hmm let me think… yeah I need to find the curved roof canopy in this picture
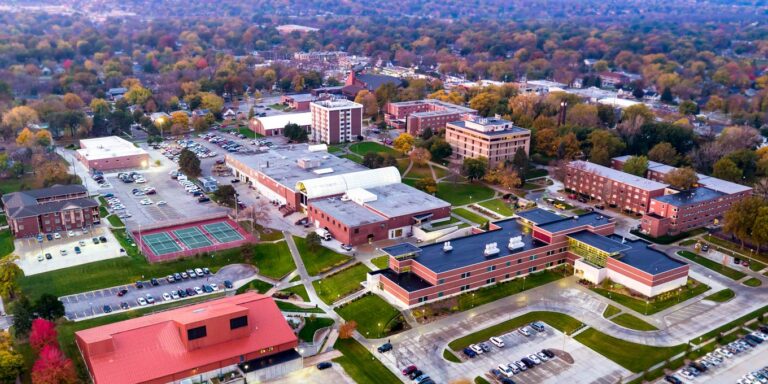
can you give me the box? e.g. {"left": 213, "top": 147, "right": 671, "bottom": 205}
{"left": 296, "top": 166, "right": 401, "bottom": 199}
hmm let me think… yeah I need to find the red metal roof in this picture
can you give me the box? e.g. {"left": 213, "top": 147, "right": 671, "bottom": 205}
{"left": 76, "top": 293, "right": 297, "bottom": 384}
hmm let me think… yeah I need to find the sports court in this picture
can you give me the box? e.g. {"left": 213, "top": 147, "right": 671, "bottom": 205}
{"left": 142, "top": 232, "right": 183, "bottom": 256}
{"left": 173, "top": 227, "right": 213, "bottom": 250}
{"left": 203, "top": 222, "right": 244, "bottom": 243}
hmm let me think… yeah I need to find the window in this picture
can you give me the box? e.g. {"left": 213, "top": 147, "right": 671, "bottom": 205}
{"left": 438, "top": 278, "right": 445, "bottom": 284}
{"left": 528, "top": 266, "right": 537, "bottom": 273}
{"left": 517, "top": 258, "right": 523, "bottom": 264}
{"left": 418, "top": 296, "right": 428, "bottom": 303}
{"left": 505, "top": 273, "right": 510, "bottom": 279}
{"left": 506, "top": 261, "right": 511, "bottom": 267}
{"left": 487, "top": 265, "right": 496, "bottom": 272}
{"left": 529, "top": 255, "right": 537, "bottom": 261}
{"left": 461, "top": 272, "right": 471, "bottom": 279}
{"left": 438, "top": 292, "right": 444, "bottom": 298}
{"left": 460, "top": 284, "right": 470, "bottom": 291}
{"left": 187, "top": 326, "right": 207, "bottom": 340}
{"left": 230, "top": 316, "right": 248, "bottom": 330}
{"left": 486, "top": 278, "right": 496, "bottom": 284}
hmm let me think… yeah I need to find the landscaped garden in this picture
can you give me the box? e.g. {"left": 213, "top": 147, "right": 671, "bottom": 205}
{"left": 436, "top": 181, "right": 495, "bottom": 206}
{"left": 453, "top": 207, "right": 488, "bottom": 225}
{"left": 574, "top": 328, "right": 686, "bottom": 373}
{"left": 278, "top": 284, "right": 310, "bottom": 301}
{"left": 336, "top": 293, "right": 405, "bottom": 338}
{"left": 312, "top": 263, "right": 371, "bottom": 304}
{"left": 591, "top": 278, "right": 710, "bottom": 315}
{"left": 293, "top": 235, "right": 351, "bottom": 276}
{"left": 298, "top": 317, "right": 334, "bottom": 342}
{"left": 370, "top": 255, "right": 390, "bottom": 269}
{"left": 478, "top": 199, "right": 515, "bottom": 217}
{"left": 235, "top": 278, "right": 273, "bottom": 294}
{"left": 704, "top": 289, "right": 735, "bottom": 302}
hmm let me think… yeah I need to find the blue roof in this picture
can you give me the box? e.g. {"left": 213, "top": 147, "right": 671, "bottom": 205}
{"left": 608, "top": 235, "right": 686, "bottom": 275}
{"left": 381, "top": 243, "right": 422, "bottom": 258}
{"left": 568, "top": 231, "right": 631, "bottom": 254}
{"left": 653, "top": 187, "right": 724, "bottom": 207}
{"left": 537, "top": 212, "right": 612, "bottom": 233}
{"left": 516, "top": 208, "right": 564, "bottom": 225}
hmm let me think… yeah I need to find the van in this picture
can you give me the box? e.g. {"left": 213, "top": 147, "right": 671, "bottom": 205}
{"left": 177, "top": 174, "right": 188, "bottom": 181}
{"left": 315, "top": 228, "right": 331, "bottom": 241}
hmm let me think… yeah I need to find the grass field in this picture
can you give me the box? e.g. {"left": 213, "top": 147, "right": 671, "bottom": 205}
{"left": 293, "top": 236, "right": 351, "bottom": 276}
{"left": 0, "top": 230, "right": 14, "bottom": 258}
{"left": 456, "top": 269, "right": 567, "bottom": 311}
{"left": 436, "top": 182, "right": 495, "bottom": 206}
{"left": 348, "top": 141, "right": 398, "bottom": 156}
{"left": 333, "top": 338, "right": 401, "bottom": 384}
{"left": 275, "top": 300, "right": 325, "bottom": 313}
{"left": 478, "top": 199, "right": 515, "bottom": 217}
{"left": 404, "top": 163, "right": 433, "bottom": 179}
{"left": 453, "top": 208, "right": 489, "bottom": 225}
{"left": 609, "top": 313, "right": 658, "bottom": 331}
{"left": 280, "top": 284, "right": 310, "bottom": 301}
{"left": 443, "top": 349, "right": 461, "bottom": 363}
{"left": 336, "top": 293, "right": 404, "bottom": 338}
{"left": 603, "top": 305, "right": 621, "bottom": 318}
{"left": 475, "top": 377, "right": 491, "bottom": 384}
{"left": 704, "top": 289, "right": 735, "bottom": 302}
{"left": 591, "top": 279, "right": 710, "bottom": 315}
{"left": 743, "top": 277, "right": 762, "bottom": 287}
{"left": 575, "top": 328, "right": 686, "bottom": 372}
{"left": 340, "top": 153, "right": 364, "bottom": 164}
{"left": 106, "top": 214, "right": 125, "bottom": 227}
{"left": 678, "top": 251, "right": 747, "bottom": 280}
{"left": 312, "top": 263, "right": 371, "bottom": 304}
{"left": 235, "top": 278, "right": 273, "bottom": 294}
{"left": 248, "top": 240, "right": 297, "bottom": 279}
{"left": 371, "top": 255, "right": 390, "bottom": 269}
{"left": 432, "top": 165, "right": 450, "bottom": 179}
{"left": 448, "top": 311, "right": 583, "bottom": 351}
{"left": 298, "top": 317, "right": 334, "bottom": 342}
{"left": 237, "top": 127, "right": 261, "bottom": 138}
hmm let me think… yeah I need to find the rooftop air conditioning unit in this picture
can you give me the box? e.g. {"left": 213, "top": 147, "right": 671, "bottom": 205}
{"left": 484, "top": 242, "right": 499, "bottom": 257}
{"left": 340, "top": 194, "right": 351, "bottom": 202}
{"left": 573, "top": 215, "right": 579, "bottom": 220}
{"left": 443, "top": 241, "right": 453, "bottom": 252}
{"left": 508, "top": 236, "right": 524, "bottom": 251}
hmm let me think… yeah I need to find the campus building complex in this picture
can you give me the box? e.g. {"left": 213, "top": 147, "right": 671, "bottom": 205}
{"left": 309, "top": 99, "right": 363, "bottom": 144}
{"left": 76, "top": 136, "right": 150, "bottom": 171}
{"left": 76, "top": 293, "right": 300, "bottom": 384}
{"left": 445, "top": 117, "right": 531, "bottom": 167}
{"left": 369, "top": 208, "right": 688, "bottom": 308}
{"left": 279, "top": 93, "right": 316, "bottom": 111}
{"left": 1, "top": 184, "right": 99, "bottom": 238}
{"left": 384, "top": 99, "right": 476, "bottom": 134}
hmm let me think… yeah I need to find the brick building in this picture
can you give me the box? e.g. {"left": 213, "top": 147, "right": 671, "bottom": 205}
{"left": 384, "top": 99, "right": 476, "bottom": 134}
{"left": 76, "top": 136, "right": 150, "bottom": 171}
{"left": 445, "top": 117, "right": 531, "bottom": 167}
{"left": 369, "top": 209, "right": 688, "bottom": 308}
{"left": 279, "top": 94, "right": 315, "bottom": 111}
{"left": 248, "top": 112, "right": 311, "bottom": 137}
{"left": 76, "top": 293, "right": 300, "bottom": 384}
{"left": 309, "top": 99, "right": 363, "bottom": 144}
{"left": 1, "top": 184, "right": 99, "bottom": 238}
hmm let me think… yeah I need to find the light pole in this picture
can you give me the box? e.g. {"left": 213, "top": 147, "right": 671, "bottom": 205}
{"left": 645, "top": 300, "right": 649, "bottom": 316}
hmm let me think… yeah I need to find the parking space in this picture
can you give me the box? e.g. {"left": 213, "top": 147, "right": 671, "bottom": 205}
{"left": 664, "top": 301, "right": 717, "bottom": 327}
{"left": 60, "top": 264, "right": 256, "bottom": 320}
{"left": 15, "top": 226, "right": 124, "bottom": 275}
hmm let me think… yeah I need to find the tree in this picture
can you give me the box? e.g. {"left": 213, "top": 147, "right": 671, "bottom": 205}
{"left": 2, "top": 106, "right": 39, "bottom": 138}
{"left": 30, "top": 318, "right": 58, "bottom": 352}
{"left": 35, "top": 294, "right": 65, "bottom": 320}
{"left": 484, "top": 163, "right": 521, "bottom": 189}
{"left": 393, "top": 133, "right": 415, "bottom": 153}
{"left": 752, "top": 206, "right": 768, "bottom": 252}
{"left": 11, "top": 296, "right": 33, "bottom": 337}
{"left": 724, "top": 196, "right": 765, "bottom": 248}
{"left": 178, "top": 149, "right": 201, "bottom": 177}
{"left": 283, "top": 123, "right": 308, "bottom": 142}
{"left": 660, "top": 87, "right": 674, "bottom": 103}
{"left": 0, "top": 255, "right": 21, "bottom": 300}
{"left": 663, "top": 167, "right": 698, "bottom": 190}
{"left": 469, "top": 92, "right": 501, "bottom": 116}
{"left": 362, "top": 153, "right": 397, "bottom": 169}
{"left": 713, "top": 158, "right": 743, "bottom": 182}
{"left": 0, "top": 331, "right": 24, "bottom": 383}
{"left": 648, "top": 142, "right": 679, "bottom": 165}
{"left": 31, "top": 345, "right": 77, "bottom": 384}
{"left": 409, "top": 147, "right": 431, "bottom": 165}
{"left": 200, "top": 92, "right": 225, "bottom": 115}
{"left": 588, "top": 130, "right": 625, "bottom": 165}
{"left": 354, "top": 90, "right": 379, "bottom": 118}
{"left": 339, "top": 320, "right": 357, "bottom": 339}
{"left": 622, "top": 156, "right": 648, "bottom": 177}
{"left": 35, "top": 130, "right": 52, "bottom": 147}
{"left": 512, "top": 148, "right": 529, "bottom": 175}
{"left": 462, "top": 157, "right": 488, "bottom": 181}
{"left": 414, "top": 177, "right": 437, "bottom": 194}
{"left": 556, "top": 133, "right": 581, "bottom": 160}
{"left": 15, "top": 127, "right": 35, "bottom": 146}
{"left": 170, "top": 111, "right": 189, "bottom": 129}
{"left": 213, "top": 184, "right": 237, "bottom": 208}
{"left": 124, "top": 84, "right": 152, "bottom": 106}
{"left": 535, "top": 128, "right": 558, "bottom": 157}
{"left": 678, "top": 100, "right": 699, "bottom": 115}
{"left": 62, "top": 93, "right": 84, "bottom": 110}
{"left": 428, "top": 138, "right": 452, "bottom": 161}
{"left": 306, "top": 232, "right": 322, "bottom": 252}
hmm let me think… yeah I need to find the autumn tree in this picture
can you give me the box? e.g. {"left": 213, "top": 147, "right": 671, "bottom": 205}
{"left": 362, "top": 153, "right": 397, "bottom": 169}
{"left": 354, "top": 90, "right": 379, "bottom": 118}
{"left": 427, "top": 90, "right": 464, "bottom": 105}
{"left": 30, "top": 319, "right": 58, "bottom": 352}
{"left": 0, "top": 331, "right": 24, "bottom": 383}
{"left": 622, "top": 156, "right": 648, "bottom": 177}
{"left": 648, "top": 142, "right": 679, "bottom": 166}
{"left": 339, "top": 321, "right": 358, "bottom": 339}
{"left": 534, "top": 128, "right": 558, "bottom": 156}
{"left": 409, "top": 147, "right": 431, "bottom": 165}
{"left": 35, "top": 130, "right": 52, "bottom": 147}
{"left": 469, "top": 92, "right": 501, "bottom": 117}
{"left": 712, "top": 158, "right": 743, "bottom": 182}
{"left": 588, "top": 130, "right": 625, "bottom": 165}
{"left": 2, "top": 105, "right": 39, "bottom": 138}
{"left": 414, "top": 177, "right": 437, "bottom": 194}
{"left": 664, "top": 167, "right": 698, "bottom": 190}
{"left": 31, "top": 345, "right": 77, "bottom": 384}
{"left": 124, "top": 84, "right": 152, "bottom": 106}
{"left": 170, "top": 111, "right": 189, "bottom": 128}
{"left": 393, "top": 133, "right": 415, "bottom": 153}
{"left": 200, "top": 92, "right": 225, "bottom": 115}
{"left": 15, "top": 127, "right": 35, "bottom": 146}
{"left": 724, "top": 196, "right": 765, "bottom": 248}
{"left": 752, "top": 206, "right": 768, "bottom": 252}
{"left": 0, "top": 255, "right": 22, "bottom": 300}
{"left": 556, "top": 133, "right": 580, "bottom": 160}
{"left": 62, "top": 93, "right": 84, "bottom": 110}
{"left": 484, "top": 163, "right": 521, "bottom": 189}
{"left": 462, "top": 157, "right": 488, "bottom": 181}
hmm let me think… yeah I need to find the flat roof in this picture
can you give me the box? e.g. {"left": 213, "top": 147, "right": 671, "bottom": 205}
{"left": 608, "top": 235, "right": 686, "bottom": 274}
{"left": 570, "top": 161, "right": 668, "bottom": 191}
{"left": 227, "top": 144, "right": 366, "bottom": 191}
{"left": 284, "top": 93, "right": 314, "bottom": 102}
{"left": 536, "top": 212, "right": 612, "bottom": 233}
{"left": 447, "top": 119, "right": 530, "bottom": 136}
{"left": 77, "top": 136, "right": 148, "bottom": 161}
{"left": 381, "top": 243, "right": 422, "bottom": 258}
{"left": 391, "top": 99, "right": 476, "bottom": 113}
{"left": 516, "top": 208, "right": 564, "bottom": 225}
{"left": 697, "top": 175, "right": 752, "bottom": 195}
{"left": 364, "top": 183, "right": 450, "bottom": 218}
{"left": 568, "top": 230, "right": 631, "bottom": 254}
{"left": 653, "top": 187, "right": 725, "bottom": 207}
{"left": 373, "top": 269, "right": 433, "bottom": 292}
{"left": 310, "top": 99, "right": 362, "bottom": 110}
{"left": 310, "top": 197, "right": 387, "bottom": 227}
{"left": 252, "top": 112, "right": 312, "bottom": 130}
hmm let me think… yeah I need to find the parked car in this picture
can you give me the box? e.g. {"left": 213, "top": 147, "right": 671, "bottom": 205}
{"left": 377, "top": 343, "right": 393, "bottom": 353}
{"left": 45, "top": 253, "right": 52, "bottom": 259}
{"left": 664, "top": 375, "right": 683, "bottom": 384}
{"left": 135, "top": 281, "right": 144, "bottom": 289}
{"left": 150, "top": 278, "right": 159, "bottom": 286}
{"left": 490, "top": 336, "right": 504, "bottom": 348}
{"left": 224, "top": 280, "right": 233, "bottom": 289}
{"left": 102, "top": 305, "right": 112, "bottom": 313}
{"left": 145, "top": 294, "right": 155, "bottom": 304}
{"left": 117, "top": 289, "right": 128, "bottom": 296}
{"left": 518, "top": 327, "right": 532, "bottom": 337}
{"left": 99, "top": 236, "right": 107, "bottom": 242}
{"left": 462, "top": 347, "right": 477, "bottom": 358}
{"left": 120, "top": 302, "right": 129, "bottom": 310}
{"left": 541, "top": 349, "right": 555, "bottom": 359}
{"left": 316, "top": 362, "right": 332, "bottom": 370}
{"left": 402, "top": 365, "right": 417, "bottom": 375}
{"left": 137, "top": 297, "right": 147, "bottom": 306}
{"left": 469, "top": 344, "right": 484, "bottom": 355}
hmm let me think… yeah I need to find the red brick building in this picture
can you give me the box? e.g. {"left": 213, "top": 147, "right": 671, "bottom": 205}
{"left": 248, "top": 112, "right": 311, "bottom": 137}
{"left": 76, "top": 136, "right": 150, "bottom": 171}
{"left": 369, "top": 209, "right": 689, "bottom": 308}
{"left": 445, "top": 117, "right": 532, "bottom": 168}
{"left": 384, "top": 99, "right": 476, "bottom": 134}
{"left": 1, "top": 184, "right": 99, "bottom": 238}
{"left": 76, "top": 293, "right": 300, "bottom": 384}
{"left": 310, "top": 99, "right": 363, "bottom": 144}
{"left": 279, "top": 94, "right": 315, "bottom": 111}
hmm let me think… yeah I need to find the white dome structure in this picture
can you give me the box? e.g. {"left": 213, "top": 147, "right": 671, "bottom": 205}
{"left": 296, "top": 166, "right": 401, "bottom": 199}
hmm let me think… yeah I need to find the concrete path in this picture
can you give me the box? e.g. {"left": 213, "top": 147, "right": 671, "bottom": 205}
{"left": 283, "top": 231, "right": 339, "bottom": 320}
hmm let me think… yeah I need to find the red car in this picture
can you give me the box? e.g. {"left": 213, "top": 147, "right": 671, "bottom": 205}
{"left": 117, "top": 289, "right": 128, "bottom": 297}
{"left": 402, "top": 365, "right": 417, "bottom": 375}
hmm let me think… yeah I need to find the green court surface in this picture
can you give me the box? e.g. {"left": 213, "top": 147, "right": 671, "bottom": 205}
{"left": 173, "top": 227, "right": 213, "bottom": 249}
{"left": 143, "top": 232, "right": 182, "bottom": 255}
{"left": 203, "top": 222, "right": 244, "bottom": 243}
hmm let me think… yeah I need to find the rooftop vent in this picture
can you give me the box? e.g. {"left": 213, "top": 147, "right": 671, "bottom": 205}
{"left": 443, "top": 241, "right": 453, "bottom": 253}
{"left": 573, "top": 215, "right": 579, "bottom": 220}
{"left": 484, "top": 242, "right": 500, "bottom": 257}
{"left": 508, "top": 236, "right": 524, "bottom": 251}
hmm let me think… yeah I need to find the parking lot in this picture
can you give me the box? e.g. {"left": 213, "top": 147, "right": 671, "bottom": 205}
{"left": 14, "top": 226, "right": 123, "bottom": 275}
{"left": 60, "top": 264, "right": 256, "bottom": 320}
{"left": 380, "top": 324, "right": 628, "bottom": 384}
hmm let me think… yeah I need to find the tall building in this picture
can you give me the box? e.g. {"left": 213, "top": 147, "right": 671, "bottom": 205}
{"left": 1, "top": 184, "right": 99, "bottom": 238}
{"left": 309, "top": 99, "right": 363, "bottom": 144}
{"left": 384, "top": 99, "right": 476, "bottom": 134}
{"left": 445, "top": 117, "right": 531, "bottom": 167}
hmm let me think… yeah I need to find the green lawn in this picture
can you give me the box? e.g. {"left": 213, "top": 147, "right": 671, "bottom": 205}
{"left": 743, "top": 277, "right": 762, "bottom": 287}
{"left": 340, "top": 153, "right": 364, "bottom": 164}
{"left": 289, "top": 275, "right": 301, "bottom": 282}
{"left": 312, "top": 263, "right": 371, "bottom": 304}
{"left": 98, "top": 205, "right": 109, "bottom": 218}
{"left": 591, "top": 279, "right": 710, "bottom": 315}
{"left": 299, "top": 317, "right": 334, "bottom": 342}
{"left": 478, "top": 199, "right": 516, "bottom": 217}
{"left": 575, "top": 328, "right": 686, "bottom": 372}
{"left": 268, "top": 103, "right": 288, "bottom": 111}
{"left": 348, "top": 141, "right": 398, "bottom": 156}
{"left": 453, "top": 208, "right": 489, "bottom": 225}
{"left": 0, "top": 214, "right": 6, "bottom": 226}
{"left": 436, "top": 182, "right": 495, "bottom": 206}
{"left": 443, "top": 349, "right": 461, "bottom": 363}
{"left": 236, "top": 278, "right": 273, "bottom": 294}
{"left": 238, "top": 127, "right": 261, "bottom": 138}
{"left": 679, "top": 239, "right": 698, "bottom": 246}
{"left": 280, "top": 284, "right": 310, "bottom": 301}
{"left": 404, "top": 164, "right": 433, "bottom": 179}
{"left": 371, "top": 255, "right": 390, "bottom": 269}
{"left": 276, "top": 300, "right": 325, "bottom": 313}
{"left": 249, "top": 240, "right": 297, "bottom": 279}
{"left": 703, "top": 234, "right": 768, "bottom": 262}
{"left": 749, "top": 260, "right": 766, "bottom": 272}
{"left": 704, "top": 289, "right": 735, "bottom": 302}
{"left": 336, "top": 293, "right": 405, "bottom": 338}
{"left": 293, "top": 236, "right": 352, "bottom": 276}
{"left": 327, "top": 144, "right": 345, "bottom": 153}
{"left": 603, "top": 305, "right": 621, "bottom": 318}
{"left": 475, "top": 377, "right": 491, "bottom": 384}
{"left": 609, "top": 313, "right": 658, "bottom": 331}
{"left": 432, "top": 165, "right": 450, "bottom": 179}
{"left": 0, "top": 230, "right": 15, "bottom": 258}
{"left": 0, "top": 178, "right": 24, "bottom": 195}
{"left": 448, "top": 311, "right": 584, "bottom": 351}
{"left": 695, "top": 304, "right": 768, "bottom": 343}
{"left": 333, "top": 338, "right": 401, "bottom": 384}
{"left": 106, "top": 214, "right": 125, "bottom": 227}
{"left": 678, "top": 251, "right": 747, "bottom": 280}
{"left": 456, "top": 268, "right": 568, "bottom": 311}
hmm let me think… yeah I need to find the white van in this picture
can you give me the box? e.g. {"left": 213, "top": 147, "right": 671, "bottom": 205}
{"left": 315, "top": 228, "right": 331, "bottom": 241}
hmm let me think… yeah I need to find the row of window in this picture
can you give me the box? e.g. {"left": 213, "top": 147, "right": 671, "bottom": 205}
{"left": 439, "top": 251, "right": 566, "bottom": 284}
{"left": 186, "top": 315, "right": 249, "bottom": 341}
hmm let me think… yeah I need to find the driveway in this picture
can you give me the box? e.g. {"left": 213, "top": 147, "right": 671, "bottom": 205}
{"left": 60, "top": 264, "right": 255, "bottom": 320}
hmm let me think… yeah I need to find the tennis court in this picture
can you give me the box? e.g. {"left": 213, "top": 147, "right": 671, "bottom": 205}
{"left": 204, "top": 222, "right": 244, "bottom": 243}
{"left": 142, "top": 232, "right": 183, "bottom": 256}
{"left": 173, "top": 227, "right": 213, "bottom": 250}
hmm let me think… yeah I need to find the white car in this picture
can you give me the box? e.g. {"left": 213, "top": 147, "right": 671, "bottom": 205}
{"left": 497, "top": 364, "right": 515, "bottom": 378}
{"left": 751, "top": 332, "right": 768, "bottom": 340}
{"left": 679, "top": 370, "right": 695, "bottom": 380}
{"left": 194, "top": 268, "right": 204, "bottom": 276}
{"left": 171, "top": 291, "right": 180, "bottom": 299}
{"left": 528, "top": 354, "right": 541, "bottom": 364}
{"left": 162, "top": 292, "right": 171, "bottom": 301}
{"left": 54, "top": 232, "right": 61, "bottom": 239}
{"left": 514, "top": 361, "right": 527, "bottom": 371}
{"left": 79, "top": 240, "right": 86, "bottom": 246}
{"left": 210, "top": 283, "right": 219, "bottom": 291}
{"left": 145, "top": 294, "right": 155, "bottom": 304}
{"left": 137, "top": 297, "right": 147, "bottom": 306}
{"left": 60, "top": 249, "right": 67, "bottom": 256}
{"left": 518, "top": 327, "right": 531, "bottom": 337}
{"left": 490, "top": 336, "right": 504, "bottom": 348}
{"left": 536, "top": 351, "right": 549, "bottom": 361}
{"left": 469, "top": 344, "right": 484, "bottom": 355}
{"left": 194, "top": 286, "right": 203, "bottom": 295}
{"left": 67, "top": 230, "right": 75, "bottom": 237}
{"left": 157, "top": 201, "right": 167, "bottom": 206}
{"left": 140, "top": 199, "right": 153, "bottom": 205}
{"left": 134, "top": 178, "right": 146, "bottom": 184}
